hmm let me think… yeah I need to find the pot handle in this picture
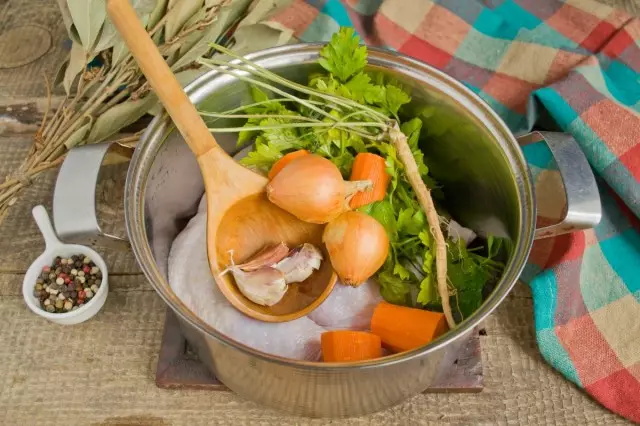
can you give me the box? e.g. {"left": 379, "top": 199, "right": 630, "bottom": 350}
{"left": 517, "top": 131, "right": 601, "bottom": 239}
{"left": 52, "top": 142, "right": 133, "bottom": 250}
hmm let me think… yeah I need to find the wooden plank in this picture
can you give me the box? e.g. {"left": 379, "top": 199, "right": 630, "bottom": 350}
{"left": 156, "top": 308, "right": 484, "bottom": 393}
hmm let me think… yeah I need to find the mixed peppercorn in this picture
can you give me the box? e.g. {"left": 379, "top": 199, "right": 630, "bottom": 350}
{"left": 34, "top": 255, "right": 102, "bottom": 313}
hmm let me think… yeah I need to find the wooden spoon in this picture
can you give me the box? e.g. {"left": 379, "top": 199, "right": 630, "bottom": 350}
{"left": 107, "top": 0, "right": 337, "bottom": 322}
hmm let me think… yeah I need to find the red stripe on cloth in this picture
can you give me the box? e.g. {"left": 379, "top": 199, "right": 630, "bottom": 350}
{"left": 400, "top": 36, "right": 452, "bottom": 69}
{"left": 482, "top": 72, "right": 540, "bottom": 113}
{"left": 580, "top": 20, "right": 618, "bottom": 52}
{"left": 546, "top": 231, "right": 586, "bottom": 266}
{"left": 602, "top": 29, "right": 635, "bottom": 58}
{"left": 270, "top": 0, "right": 319, "bottom": 38}
{"left": 557, "top": 314, "right": 626, "bottom": 386}
{"left": 372, "top": 12, "right": 414, "bottom": 50}
{"left": 586, "top": 368, "right": 640, "bottom": 423}
{"left": 619, "top": 142, "right": 640, "bottom": 183}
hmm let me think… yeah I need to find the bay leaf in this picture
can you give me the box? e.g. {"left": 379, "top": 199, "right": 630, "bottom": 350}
{"left": 87, "top": 96, "right": 157, "bottom": 143}
{"left": 63, "top": 41, "right": 88, "bottom": 95}
{"left": 64, "top": 121, "right": 92, "bottom": 149}
{"left": 148, "top": 0, "right": 169, "bottom": 29}
{"left": 56, "top": 0, "right": 81, "bottom": 43}
{"left": 171, "top": 0, "right": 252, "bottom": 71}
{"left": 95, "top": 1, "right": 157, "bottom": 53}
{"left": 165, "top": 0, "right": 204, "bottom": 41}
{"left": 110, "top": 13, "right": 151, "bottom": 66}
{"left": 148, "top": 68, "right": 208, "bottom": 115}
{"left": 204, "top": 0, "right": 225, "bottom": 7}
{"left": 175, "top": 7, "right": 207, "bottom": 56}
{"left": 67, "top": 0, "right": 107, "bottom": 52}
{"left": 229, "top": 0, "right": 294, "bottom": 55}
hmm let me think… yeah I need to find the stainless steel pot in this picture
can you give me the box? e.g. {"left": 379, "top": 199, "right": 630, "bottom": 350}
{"left": 52, "top": 44, "right": 601, "bottom": 418}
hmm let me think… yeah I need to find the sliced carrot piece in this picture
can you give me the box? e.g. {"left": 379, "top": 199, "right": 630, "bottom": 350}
{"left": 321, "top": 330, "right": 382, "bottom": 362}
{"left": 268, "top": 150, "right": 310, "bottom": 180}
{"left": 370, "top": 302, "right": 448, "bottom": 353}
{"left": 348, "top": 153, "right": 390, "bottom": 209}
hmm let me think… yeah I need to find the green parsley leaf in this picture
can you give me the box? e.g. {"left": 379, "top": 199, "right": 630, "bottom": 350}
{"left": 239, "top": 136, "right": 283, "bottom": 171}
{"left": 400, "top": 118, "right": 422, "bottom": 150}
{"left": 383, "top": 84, "right": 411, "bottom": 117}
{"left": 378, "top": 270, "right": 410, "bottom": 305}
{"left": 318, "top": 27, "right": 367, "bottom": 82}
{"left": 397, "top": 207, "right": 426, "bottom": 236}
{"left": 417, "top": 275, "right": 436, "bottom": 305}
{"left": 344, "top": 72, "right": 385, "bottom": 105}
{"left": 367, "top": 200, "right": 397, "bottom": 238}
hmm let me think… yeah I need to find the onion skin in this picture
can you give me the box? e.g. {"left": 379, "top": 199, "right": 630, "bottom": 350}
{"left": 323, "top": 211, "right": 389, "bottom": 286}
{"left": 266, "top": 154, "right": 348, "bottom": 224}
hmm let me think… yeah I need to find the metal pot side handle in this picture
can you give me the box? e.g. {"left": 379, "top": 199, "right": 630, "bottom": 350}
{"left": 518, "top": 131, "right": 602, "bottom": 239}
{"left": 53, "top": 142, "right": 132, "bottom": 250}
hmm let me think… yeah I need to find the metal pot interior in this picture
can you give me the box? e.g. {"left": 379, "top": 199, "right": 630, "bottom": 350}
{"left": 126, "top": 44, "right": 535, "bottom": 367}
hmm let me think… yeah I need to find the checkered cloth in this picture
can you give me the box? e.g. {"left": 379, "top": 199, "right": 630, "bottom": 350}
{"left": 257, "top": 0, "right": 640, "bottom": 421}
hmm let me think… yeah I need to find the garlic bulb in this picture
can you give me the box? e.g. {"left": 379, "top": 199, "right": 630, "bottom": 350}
{"left": 276, "top": 243, "right": 323, "bottom": 283}
{"left": 235, "top": 242, "right": 289, "bottom": 271}
{"left": 222, "top": 242, "right": 324, "bottom": 307}
{"left": 229, "top": 267, "right": 288, "bottom": 306}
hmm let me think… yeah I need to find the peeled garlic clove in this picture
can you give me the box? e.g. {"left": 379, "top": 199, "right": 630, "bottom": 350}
{"left": 236, "top": 242, "right": 290, "bottom": 272}
{"left": 275, "top": 243, "right": 323, "bottom": 283}
{"left": 447, "top": 219, "right": 476, "bottom": 247}
{"left": 230, "top": 267, "right": 288, "bottom": 306}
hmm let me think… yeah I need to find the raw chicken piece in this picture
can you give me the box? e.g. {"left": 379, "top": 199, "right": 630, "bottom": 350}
{"left": 307, "top": 279, "right": 383, "bottom": 331}
{"left": 168, "top": 210, "right": 326, "bottom": 361}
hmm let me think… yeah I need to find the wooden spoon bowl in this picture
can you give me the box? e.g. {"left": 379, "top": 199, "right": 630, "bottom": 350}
{"left": 107, "top": 0, "right": 337, "bottom": 322}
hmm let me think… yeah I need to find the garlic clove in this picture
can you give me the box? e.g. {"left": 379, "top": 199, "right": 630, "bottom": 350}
{"left": 230, "top": 267, "right": 288, "bottom": 306}
{"left": 446, "top": 219, "right": 477, "bottom": 247}
{"left": 236, "top": 242, "right": 290, "bottom": 272}
{"left": 275, "top": 243, "right": 323, "bottom": 284}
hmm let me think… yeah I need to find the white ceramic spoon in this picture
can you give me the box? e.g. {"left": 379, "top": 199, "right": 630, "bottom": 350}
{"left": 22, "top": 205, "right": 109, "bottom": 325}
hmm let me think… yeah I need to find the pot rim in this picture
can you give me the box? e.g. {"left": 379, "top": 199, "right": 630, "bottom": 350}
{"left": 125, "top": 42, "right": 536, "bottom": 370}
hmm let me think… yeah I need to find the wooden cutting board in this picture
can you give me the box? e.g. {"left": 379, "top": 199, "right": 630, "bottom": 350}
{"left": 155, "top": 308, "right": 484, "bottom": 393}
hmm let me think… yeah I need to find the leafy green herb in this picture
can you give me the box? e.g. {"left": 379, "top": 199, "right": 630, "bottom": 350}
{"left": 318, "top": 27, "right": 367, "bottom": 82}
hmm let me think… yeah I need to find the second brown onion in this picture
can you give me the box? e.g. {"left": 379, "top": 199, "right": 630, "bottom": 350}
{"left": 322, "top": 211, "right": 389, "bottom": 286}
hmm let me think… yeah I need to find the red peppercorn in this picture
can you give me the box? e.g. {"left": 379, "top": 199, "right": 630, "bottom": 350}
{"left": 78, "top": 290, "right": 86, "bottom": 300}
{"left": 64, "top": 278, "right": 71, "bottom": 284}
{"left": 83, "top": 266, "right": 91, "bottom": 274}
{"left": 42, "top": 266, "right": 51, "bottom": 272}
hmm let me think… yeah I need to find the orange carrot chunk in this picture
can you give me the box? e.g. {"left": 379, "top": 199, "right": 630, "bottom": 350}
{"left": 370, "top": 302, "right": 448, "bottom": 353}
{"left": 321, "top": 330, "right": 382, "bottom": 362}
{"left": 268, "top": 150, "right": 310, "bottom": 180}
{"left": 349, "top": 153, "right": 390, "bottom": 209}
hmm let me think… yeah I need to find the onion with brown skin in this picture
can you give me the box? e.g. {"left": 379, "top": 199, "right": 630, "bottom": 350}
{"left": 322, "top": 211, "right": 389, "bottom": 286}
{"left": 266, "top": 154, "right": 372, "bottom": 224}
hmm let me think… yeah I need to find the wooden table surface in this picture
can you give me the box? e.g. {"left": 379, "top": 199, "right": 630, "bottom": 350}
{"left": 1, "top": 1, "right": 638, "bottom": 425}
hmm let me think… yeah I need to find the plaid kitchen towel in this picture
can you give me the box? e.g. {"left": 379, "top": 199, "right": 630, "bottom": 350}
{"left": 250, "top": 0, "right": 640, "bottom": 421}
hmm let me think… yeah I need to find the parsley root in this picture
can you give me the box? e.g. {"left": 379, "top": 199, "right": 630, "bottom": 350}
{"left": 388, "top": 123, "right": 456, "bottom": 329}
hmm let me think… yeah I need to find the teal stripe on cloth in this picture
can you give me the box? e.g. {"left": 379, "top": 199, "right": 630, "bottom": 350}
{"left": 600, "top": 229, "right": 640, "bottom": 296}
{"left": 533, "top": 87, "right": 578, "bottom": 129}
{"left": 493, "top": 0, "right": 542, "bottom": 30}
{"left": 320, "top": 0, "right": 354, "bottom": 29}
{"left": 537, "top": 328, "right": 582, "bottom": 386}
{"left": 528, "top": 269, "right": 558, "bottom": 331}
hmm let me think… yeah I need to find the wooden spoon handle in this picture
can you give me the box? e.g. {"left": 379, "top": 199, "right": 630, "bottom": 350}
{"left": 107, "top": 0, "right": 217, "bottom": 157}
